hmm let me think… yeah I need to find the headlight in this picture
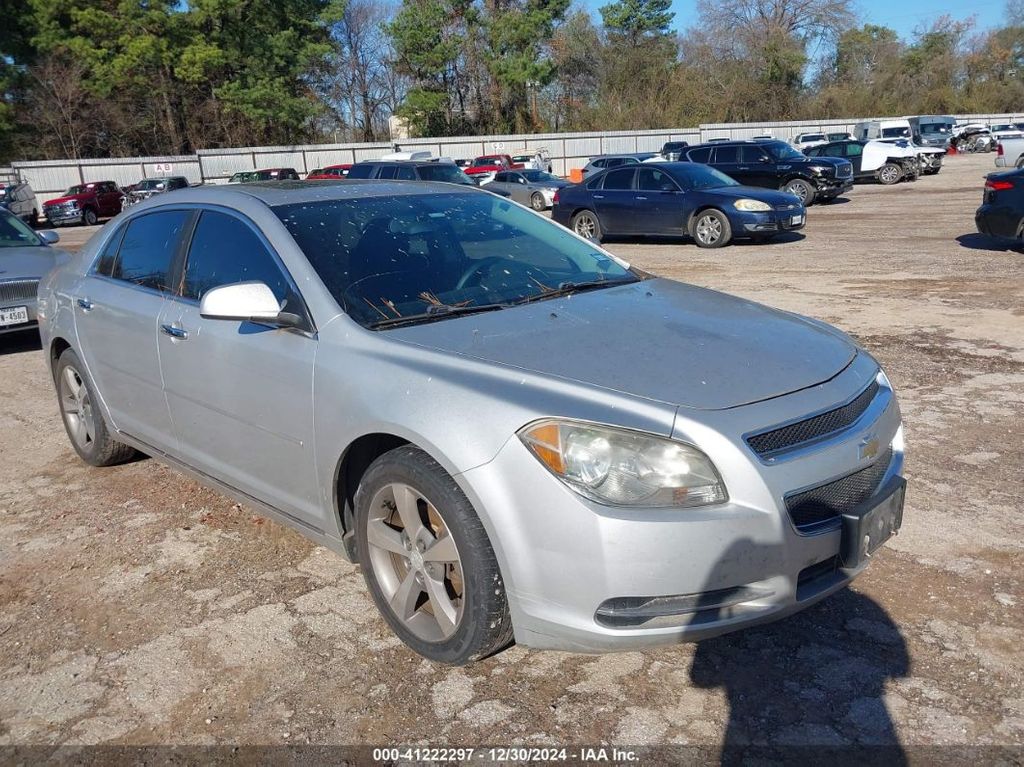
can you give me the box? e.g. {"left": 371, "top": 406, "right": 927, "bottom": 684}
{"left": 733, "top": 199, "right": 772, "bottom": 212}
{"left": 809, "top": 165, "right": 829, "bottom": 175}
{"left": 519, "top": 420, "right": 727, "bottom": 508}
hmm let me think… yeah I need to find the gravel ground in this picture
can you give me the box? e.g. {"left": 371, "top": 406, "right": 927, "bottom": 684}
{"left": 0, "top": 154, "right": 1021, "bottom": 758}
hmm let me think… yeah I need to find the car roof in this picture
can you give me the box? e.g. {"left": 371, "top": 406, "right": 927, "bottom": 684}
{"left": 127, "top": 180, "right": 475, "bottom": 208}
{"left": 357, "top": 160, "right": 446, "bottom": 167}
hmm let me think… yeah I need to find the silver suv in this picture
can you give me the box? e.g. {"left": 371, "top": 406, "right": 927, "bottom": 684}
{"left": 38, "top": 181, "right": 906, "bottom": 664}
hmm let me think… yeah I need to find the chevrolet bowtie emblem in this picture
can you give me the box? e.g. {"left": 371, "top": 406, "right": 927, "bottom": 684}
{"left": 859, "top": 434, "right": 881, "bottom": 461}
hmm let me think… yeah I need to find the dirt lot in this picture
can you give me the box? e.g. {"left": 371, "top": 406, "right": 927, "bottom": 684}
{"left": 1, "top": 154, "right": 1021, "bottom": 757}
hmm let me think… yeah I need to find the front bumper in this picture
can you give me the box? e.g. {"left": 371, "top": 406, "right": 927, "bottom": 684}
{"left": 736, "top": 207, "right": 806, "bottom": 234}
{"left": 816, "top": 177, "right": 853, "bottom": 197}
{"left": 44, "top": 207, "right": 83, "bottom": 225}
{"left": 0, "top": 299, "right": 39, "bottom": 335}
{"left": 458, "top": 358, "right": 903, "bottom": 652}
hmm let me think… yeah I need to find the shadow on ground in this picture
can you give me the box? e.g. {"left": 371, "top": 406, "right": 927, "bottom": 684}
{"left": 0, "top": 330, "right": 42, "bottom": 356}
{"left": 956, "top": 233, "right": 1021, "bottom": 252}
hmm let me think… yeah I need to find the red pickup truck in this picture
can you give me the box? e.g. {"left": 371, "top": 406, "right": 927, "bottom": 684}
{"left": 44, "top": 181, "right": 124, "bottom": 226}
{"left": 464, "top": 154, "right": 524, "bottom": 179}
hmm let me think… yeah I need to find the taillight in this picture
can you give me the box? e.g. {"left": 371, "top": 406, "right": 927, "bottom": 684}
{"left": 552, "top": 190, "right": 560, "bottom": 205}
{"left": 985, "top": 179, "right": 1014, "bottom": 191}
{"left": 997, "top": 143, "right": 1004, "bottom": 156}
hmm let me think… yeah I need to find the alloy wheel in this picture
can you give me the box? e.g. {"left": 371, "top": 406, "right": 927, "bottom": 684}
{"left": 574, "top": 214, "right": 597, "bottom": 239}
{"left": 785, "top": 181, "right": 810, "bottom": 203}
{"left": 531, "top": 193, "right": 545, "bottom": 211}
{"left": 880, "top": 166, "right": 900, "bottom": 184}
{"left": 695, "top": 214, "right": 723, "bottom": 245}
{"left": 59, "top": 365, "right": 95, "bottom": 450}
{"left": 365, "top": 482, "right": 464, "bottom": 642}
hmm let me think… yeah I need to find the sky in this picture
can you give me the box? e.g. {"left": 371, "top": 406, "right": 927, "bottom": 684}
{"left": 581, "top": 0, "right": 1008, "bottom": 40}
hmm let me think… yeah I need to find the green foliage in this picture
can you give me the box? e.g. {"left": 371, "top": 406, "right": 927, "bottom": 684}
{"left": 599, "top": 0, "right": 674, "bottom": 46}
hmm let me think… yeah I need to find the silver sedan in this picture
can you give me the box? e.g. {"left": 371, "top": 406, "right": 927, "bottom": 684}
{"left": 482, "top": 170, "right": 570, "bottom": 210}
{"left": 38, "top": 182, "right": 906, "bottom": 664}
{"left": 0, "top": 209, "right": 67, "bottom": 335}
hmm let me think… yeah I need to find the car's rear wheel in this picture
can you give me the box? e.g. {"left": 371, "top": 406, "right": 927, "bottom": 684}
{"left": 530, "top": 192, "right": 546, "bottom": 211}
{"left": 782, "top": 178, "right": 815, "bottom": 205}
{"left": 355, "top": 445, "right": 513, "bottom": 664}
{"left": 56, "top": 349, "right": 136, "bottom": 466}
{"left": 82, "top": 208, "right": 98, "bottom": 226}
{"left": 1016, "top": 156, "right": 1024, "bottom": 169}
{"left": 691, "top": 209, "right": 732, "bottom": 248}
{"left": 570, "top": 210, "right": 602, "bottom": 242}
{"left": 877, "top": 163, "right": 902, "bottom": 185}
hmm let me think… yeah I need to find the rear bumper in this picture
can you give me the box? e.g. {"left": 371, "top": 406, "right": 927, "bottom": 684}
{"left": 976, "top": 204, "right": 1021, "bottom": 239}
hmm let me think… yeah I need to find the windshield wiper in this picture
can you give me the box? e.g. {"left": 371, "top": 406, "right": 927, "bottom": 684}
{"left": 369, "top": 303, "right": 506, "bottom": 329}
{"left": 513, "top": 277, "right": 637, "bottom": 305}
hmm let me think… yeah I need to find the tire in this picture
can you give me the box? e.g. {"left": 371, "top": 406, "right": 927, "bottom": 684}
{"left": 55, "top": 349, "right": 136, "bottom": 467}
{"left": 28, "top": 210, "right": 38, "bottom": 228}
{"left": 570, "top": 210, "right": 602, "bottom": 242}
{"left": 877, "top": 163, "right": 902, "bottom": 185}
{"left": 781, "top": 178, "right": 815, "bottom": 206}
{"left": 690, "top": 208, "right": 732, "bottom": 248}
{"left": 82, "top": 208, "right": 98, "bottom": 226}
{"left": 354, "top": 445, "right": 513, "bottom": 664}
{"left": 1016, "top": 156, "right": 1024, "bottom": 170}
{"left": 530, "top": 192, "right": 546, "bottom": 211}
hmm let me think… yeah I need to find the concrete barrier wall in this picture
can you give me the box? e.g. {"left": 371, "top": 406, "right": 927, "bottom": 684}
{"left": 10, "top": 113, "right": 1020, "bottom": 199}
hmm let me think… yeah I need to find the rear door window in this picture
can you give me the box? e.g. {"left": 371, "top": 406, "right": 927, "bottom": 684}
{"left": 396, "top": 166, "right": 417, "bottom": 181}
{"left": 376, "top": 166, "right": 399, "bottom": 180}
{"left": 602, "top": 168, "right": 636, "bottom": 190}
{"left": 712, "top": 146, "right": 740, "bottom": 163}
{"left": 686, "top": 147, "right": 713, "bottom": 163}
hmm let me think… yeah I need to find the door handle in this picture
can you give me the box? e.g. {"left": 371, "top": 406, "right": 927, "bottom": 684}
{"left": 635, "top": 195, "right": 648, "bottom": 200}
{"left": 160, "top": 324, "right": 189, "bottom": 340}
{"left": 738, "top": 166, "right": 750, "bottom": 170}
{"left": 76, "top": 298, "right": 93, "bottom": 311}
{"left": 593, "top": 194, "right": 605, "bottom": 199}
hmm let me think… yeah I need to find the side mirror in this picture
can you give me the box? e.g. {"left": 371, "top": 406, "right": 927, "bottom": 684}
{"left": 760, "top": 155, "right": 772, "bottom": 163}
{"left": 39, "top": 230, "right": 60, "bottom": 245}
{"left": 199, "top": 281, "right": 302, "bottom": 328}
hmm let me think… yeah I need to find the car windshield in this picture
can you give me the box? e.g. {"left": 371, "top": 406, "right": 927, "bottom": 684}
{"left": 920, "top": 123, "right": 951, "bottom": 134}
{"left": 764, "top": 142, "right": 805, "bottom": 161}
{"left": 64, "top": 185, "right": 90, "bottom": 195}
{"left": 472, "top": 157, "right": 500, "bottom": 167}
{"left": 275, "top": 192, "right": 637, "bottom": 329}
{"left": 803, "top": 134, "right": 825, "bottom": 141}
{"left": 521, "top": 171, "right": 559, "bottom": 183}
{"left": 137, "top": 179, "right": 167, "bottom": 190}
{"left": 882, "top": 127, "right": 911, "bottom": 138}
{"left": 0, "top": 212, "right": 42, "bottom": 248}
{"left": 674, "top": 165, "right": 740, "bottom": 190}
{"left": 417, "top": 165, "right": 475, "bottom": 185}
{"left": 253, "top": 171, "right": 278, "bottom": 180}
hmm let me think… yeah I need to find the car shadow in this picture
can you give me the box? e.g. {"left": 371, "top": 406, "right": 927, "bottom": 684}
{"left": 817, "top": 196, "right": 852, "bottom": 205}
{"left": 602, "top": 232, "right": 807, "bottom": 247}
{"left": 956, "top": 233, "right": 1021, "bottom": 252}
{"left": 0, "top": 330, "right": 42, "bottom": 355}
{"left": 688, "top": 539, "right": 909, "bottom": 763}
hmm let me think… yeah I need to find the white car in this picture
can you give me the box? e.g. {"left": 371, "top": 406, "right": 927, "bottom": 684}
{"left": 792, "top": 133, "right": 828, "bottom": 150}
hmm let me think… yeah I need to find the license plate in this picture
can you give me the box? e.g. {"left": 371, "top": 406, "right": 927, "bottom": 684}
{"left": 0, "top": 305, "right": 29, "bottom": 327}
{"left": 790, "top": 214, "right": 804, "bottom": 226}
{"left": 840, "top": 477, "right": 905, "bottom": 569}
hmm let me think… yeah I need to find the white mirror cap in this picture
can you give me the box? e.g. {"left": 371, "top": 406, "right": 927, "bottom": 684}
{"left": 199, "top": 281, "right": 280, "bottom": 321}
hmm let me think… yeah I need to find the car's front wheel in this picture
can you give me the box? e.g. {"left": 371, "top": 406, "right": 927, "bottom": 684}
{"left": 530, "top": 192, "right": 546, "bottom": 211}
{"left": 355, "top": 445, "right": 513, "bottom": 664}
{"left": 782, "top": 178, "right": 815, "bottom": 205}
{"left": 55, "top": 349, "right": 136, "bottom": 466}
{"left": 82, "top": 208, "right": 98, "bottom": 226}
{"left": 570, "top": 210, "right": 602, "bottom": 241}
{"left": 877, "top": 163, "right": 903, "bottom": 185}
{"left": 690, "top": 208, "right": 732, "bottom": 248}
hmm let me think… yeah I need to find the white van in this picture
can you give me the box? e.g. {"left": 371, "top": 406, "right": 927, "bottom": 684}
{"left": 854, "top": 119, "right": 912, "bottom": 141}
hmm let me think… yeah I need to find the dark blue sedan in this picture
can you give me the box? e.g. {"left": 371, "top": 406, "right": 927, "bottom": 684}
{"left": 552, "top": 162, "right": 806, "bottom": 248}
{"left": 976, "top": 168, "right": 1023, "bottom": 242}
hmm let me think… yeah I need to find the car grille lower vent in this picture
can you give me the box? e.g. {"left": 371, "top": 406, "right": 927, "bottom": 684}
{"left": 0, "top": 279, "right": 39, "bottom": 305}
{"left": 785, "top": 447, "right": 893, "bottom": 532}
{"left": 746, "top": 380, "right": 879, "bottom": 458}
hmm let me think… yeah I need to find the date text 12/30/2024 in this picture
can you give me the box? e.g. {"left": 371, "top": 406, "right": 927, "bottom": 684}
{"left": 372, "top": 747, "right": 640, "bottom": 762}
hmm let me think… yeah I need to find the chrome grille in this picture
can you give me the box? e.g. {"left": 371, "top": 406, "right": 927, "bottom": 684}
{"left": 0, "top": 279, "right": 39, "bottom": 305}
{"left": 747, "top": 380, "right": 879, "bottom": 457}
{"left": 837, "top": 162, "right": 853, "bottom": 178}
{"left": 785, "top": 447, "right": 893, "bottom": 531}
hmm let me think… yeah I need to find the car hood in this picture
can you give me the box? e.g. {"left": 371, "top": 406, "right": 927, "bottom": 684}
{"left": 44, "top": 194, "right": 89, "bottom": 206}
{"left": 388, "top": 278, "right": 856, "bottom": 410}
{"left": 705, "top": 186, "right": 803, "bottom": 206}
{"left": 0, "top": 246, "right": 67, "bottom": 279}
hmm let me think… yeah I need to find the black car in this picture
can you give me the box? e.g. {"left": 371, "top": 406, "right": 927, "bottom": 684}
{"left": 680, "top": 140, "right": 853, "bottom": 206}
{"left": 552, "top": 162, "right": 805, "bottom": 248}
{"left": 347, "top": 160, "right": 511, "bottom": 197}
{"left": 976, "top": 169, "right": 1024, "bottom": 241}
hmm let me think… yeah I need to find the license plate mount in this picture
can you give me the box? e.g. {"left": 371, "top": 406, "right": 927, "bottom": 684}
{"left": 0, "top": 305, "right": 29, "bottom": 327}
{"left": 840, "top": 476, "right": 906, "bottom": 569}
{"left": 790, "top": 214, "right": 804, "bottom": 226}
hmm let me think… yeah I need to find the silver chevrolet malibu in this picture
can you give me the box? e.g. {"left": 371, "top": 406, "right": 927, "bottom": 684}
{"left": 37, "top": 181, "right": 905, "bottom": 664}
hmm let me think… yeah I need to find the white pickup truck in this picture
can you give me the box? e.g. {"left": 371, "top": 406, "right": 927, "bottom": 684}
{"left": 995, "top": 135, "right": 1024, "bottom": 168}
